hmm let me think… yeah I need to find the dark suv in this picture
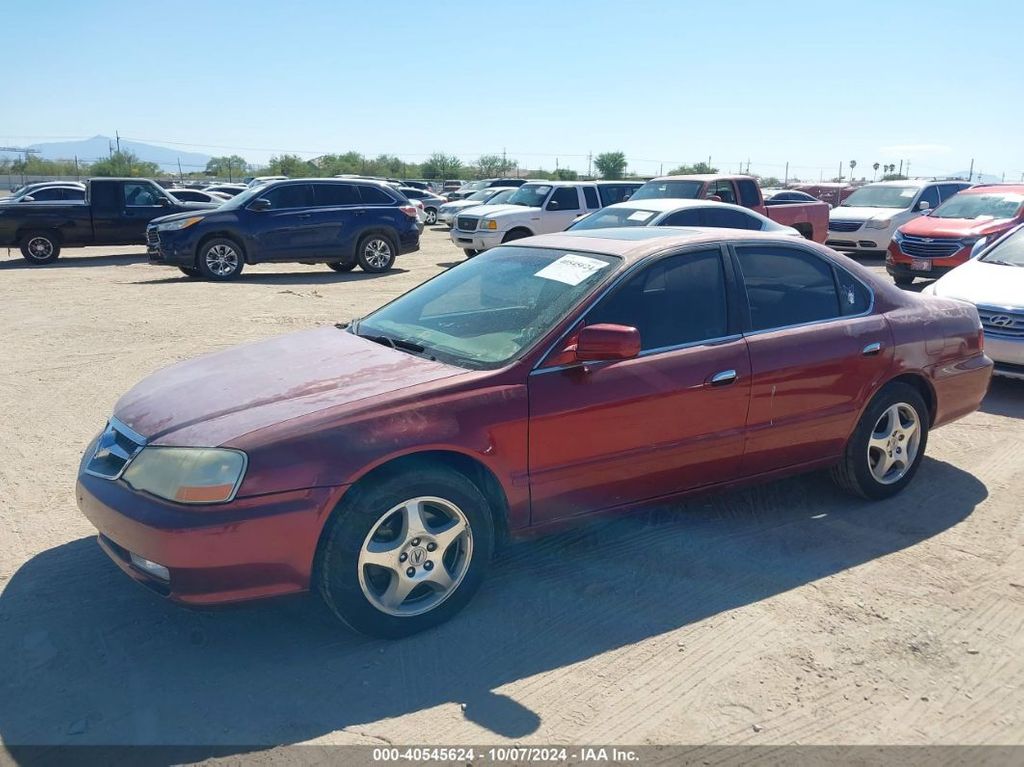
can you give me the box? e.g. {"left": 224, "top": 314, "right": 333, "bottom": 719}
{"left": 147, "top": 178, "right": 421, "bottom": 280}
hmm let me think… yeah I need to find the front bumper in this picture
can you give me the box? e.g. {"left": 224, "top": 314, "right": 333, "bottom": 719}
{"left": 985, "top": 334, "right": 1024, "bottom": 379}
{"left": 76, "top": 471, "right": 345, "bottom": 605}
{"left": 449, "top": 228, "right": 504, "bottom": 252}
{"left": 825, "top": 227, "right": 892, "bottom": 253}
{"left": 886, "top": 242, "right": 970, "bottom": 281}
{"left": 146, "top": 228, "right": 197, "bottom": 267}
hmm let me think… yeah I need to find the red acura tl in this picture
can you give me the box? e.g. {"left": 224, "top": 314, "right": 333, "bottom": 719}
{"left": 77, "top": 228, "right": 992, "bottom": 637}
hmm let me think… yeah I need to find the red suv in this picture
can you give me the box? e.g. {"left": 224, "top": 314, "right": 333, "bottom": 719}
{"left": 887, "top": 185, "right": 1024, "bottom": 286}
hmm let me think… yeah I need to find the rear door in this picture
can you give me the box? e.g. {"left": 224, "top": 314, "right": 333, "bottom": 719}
{"left": 528, "top": 247, "right": 751, "bottom": 521}
{"left": 310, "top": 183, "right": 363, "bottom": 258}
{"left": 731, "top": 243, "right": 893, "bottom": 475}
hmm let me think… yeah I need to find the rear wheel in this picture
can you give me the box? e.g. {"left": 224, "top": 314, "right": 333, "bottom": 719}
{"left": 356, "top": 234, "right": 396, "bottom": 273}
{"left": 327, "top": 261, "right": 356, "bottom": 273}
{"left": 831, "top": 382, "right": 929, "bottom": 500}
{"left": 463, "top": 249, "right": 480, "bottom": 258}
{"left": 19, "top": 230, "right": 61, "bottom": 265}
{"left": 197, "top": 238, "right": 244, "bottom": 281}
{"left": 317, "top": 467, "right": 495, "bottom": 638}
{"left": 424, "top": 207, "right": 438, "bottom": 225}
{"left": 894, "top": 275, "right": 915, "bottom": 287}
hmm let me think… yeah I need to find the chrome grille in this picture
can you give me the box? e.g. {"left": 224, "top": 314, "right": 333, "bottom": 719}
{"left": 898, "top": 235, "right": 963, "bottom": 259}
{"left": 84, "top": 418, "right": 146, "bottom": 479}
{"left": 456, "top": 216, "right": 478, "bottom": 231}
{"left": 977, "top": 306, "right": 1024, "bottom": 338}
{"left": 828, "top": 220, "right": 864, "bottom": 232}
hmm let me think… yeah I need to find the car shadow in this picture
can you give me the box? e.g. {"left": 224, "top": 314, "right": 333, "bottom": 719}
{"left": 0, "top": 458, "right": 985, "bottom": 754}
{"left": 131, "top": 269, "right": 411, "bottom": 286}
{"left": 0, "top": 253, "right": 148, "bottom": 270}
{"left": 980, "top": 377, "right": 1024, "bottom": 418}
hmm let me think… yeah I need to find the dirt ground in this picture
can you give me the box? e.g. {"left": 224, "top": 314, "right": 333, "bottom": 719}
{"left": 0, "top": 228, "right": 1021, "bottom": 752}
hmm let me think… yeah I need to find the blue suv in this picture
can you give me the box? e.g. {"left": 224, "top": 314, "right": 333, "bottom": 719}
{"left": 147, "top": 178, "right": 421, "bottom": 280}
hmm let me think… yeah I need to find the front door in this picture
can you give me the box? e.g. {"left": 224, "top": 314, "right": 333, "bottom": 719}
{"left": 248, "top": 183, "right": 317, "bottom": 261}
{"left": 730, "top": 243, "right": 894, "bottom": 475}
{"left": 528, "top": 247, "right": 751, "bottom": 523}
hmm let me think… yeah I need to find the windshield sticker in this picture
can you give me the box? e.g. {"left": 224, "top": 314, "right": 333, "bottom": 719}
{"left": 627, "top": 210, "right": 656, "bottom": 222}
{"left": 535, "top": 254, "right": 610, "bottom": 286}
{"left": 900, "top": 189, "right": 916, "bottom": 197}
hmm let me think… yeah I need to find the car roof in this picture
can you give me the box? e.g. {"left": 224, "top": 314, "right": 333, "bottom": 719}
{"left": 600, "top": 198, "right": 755, "bottom": 213}
{"left": 517, "top": 227, "right": 809, "bottom": 263}
{"left": 962, "top": 184, "right": 1024, "bottom": 195}
{"left": 645, "top": 174, "right": 754, "bottom": 183}
{"left": 861, "top": 179, "right": 932, "bottom": 188}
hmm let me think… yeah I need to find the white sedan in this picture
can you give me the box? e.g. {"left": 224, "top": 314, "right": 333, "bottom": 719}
{"left": 923, "top": 225, "right": 1024, "bottom": 379}
{"left": 566, "top": 198, "right": 801, "bottom": 236}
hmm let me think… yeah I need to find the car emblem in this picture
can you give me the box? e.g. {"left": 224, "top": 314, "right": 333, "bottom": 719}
{"left": 922, "top": 238, "right": 933, "bottom": 243}
{"left": 408, "top": 547, "right": 428, "bottom": 566}
{"left": 989, "top": 315, "right": 1014, "bottom": 327}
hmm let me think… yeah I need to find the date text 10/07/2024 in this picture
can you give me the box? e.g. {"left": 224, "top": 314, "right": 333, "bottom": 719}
{"left": 372, "top": 747, "right": 640, "bottom": 763}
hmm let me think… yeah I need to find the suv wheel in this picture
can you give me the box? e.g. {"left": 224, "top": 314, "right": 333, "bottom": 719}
{"left": 197, "top": 238, "right": 244, "bottom": 281}
{"left": 356, "top": 234, "right": 396, "bottom": 273}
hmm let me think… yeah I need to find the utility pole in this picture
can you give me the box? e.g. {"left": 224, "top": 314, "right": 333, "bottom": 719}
{"left": 784, "top": 161, "right": 789, "bottom": 186}
{"left": 74, "top": 155, "right": 80, "bottom": 181}
{"left": 115, "top": 131, "right": 121, "bottom": 154}
{"left": 838, "top": 161, "right": 843, "bottom": 182}
{"left": 967, "top": 158, "right": 974, "bottom": 182}
{"left": 906, "top": 160, "right": 911, "bottom": 178}
{"left": 177, "top": 158, "right": 183, "bottom": 184}
{"left": 898, "top": 160, "right": 903, "bottom": 177}
{"left": 587, "top": 151, "right": 592, "bottom": 179}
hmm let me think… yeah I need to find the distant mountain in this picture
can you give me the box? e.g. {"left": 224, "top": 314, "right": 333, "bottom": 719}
{"left": 0, "top": 135, "right": 211, "bottom": 172}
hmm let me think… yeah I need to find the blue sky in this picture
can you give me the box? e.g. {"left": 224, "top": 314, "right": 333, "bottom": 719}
{"left": 2, "top": 0, "right": 1022, "bottom": 180}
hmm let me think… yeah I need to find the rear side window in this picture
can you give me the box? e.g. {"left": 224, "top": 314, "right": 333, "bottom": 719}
{"left": 737, "top": 179, "right": 761, "bottom": 207}
{"left": 587, "top": 250, "right": 729, "bottom": 350}
{"left": 549, "top": 187, "right": 581, "bottom": 210}
{"left": 261, "top": 184, "right": 314, "bottom": 209}
{"left": 937, "top": 183, "right": 968, "bottom": 202}
{"left": 598, "top": 184, "right": 639, "bottom": 206}
{"left": 403, "top": 189, "right": 425, "bottom": 198}
{"left": 704, "top": 208, "right": 762, "bottom": 230}
{"left": 709, "top": 180, "right": 737, "bottom": 204}
{"left": 735, "top": 246, "right": 841, "bottom": 331}
{"left": 315, "top": 184, "right": 361, "bottom": 206}
{"left": 30, "top": 188, "right": 63, "bottom": 201}
{"left": 583, "top": 187, "right": 600, "bottom": 209}
{"left": 358, "top": 186, "right": 396, "bottom": 205}
{"left": 659, "top": 209, "right": 702, "bottom": 227}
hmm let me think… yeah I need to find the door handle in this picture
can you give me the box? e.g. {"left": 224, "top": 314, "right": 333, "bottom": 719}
{"left": 297, "top": 213, "right": 312, "bottom": 219}
{"left": 708, "top": 369, "right": 737, "bottom": 386}
{"left": 862, "top": 342, "right": 882, "bottom": 356}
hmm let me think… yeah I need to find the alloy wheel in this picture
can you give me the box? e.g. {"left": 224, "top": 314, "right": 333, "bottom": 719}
{"left": 27, "top": 237, "right": 54, "bottom": 260}
{"left": 205, "top": 243, "right": 239, "bottom": 277}
{"left": 363, "top": 238, "right": 393, "bottom": 269}
{"left": 867, "top": 403, "right": 921, "bottom": 485}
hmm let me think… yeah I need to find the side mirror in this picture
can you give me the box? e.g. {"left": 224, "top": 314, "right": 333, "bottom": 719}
{"left": 970, "top": 237, "right": 989, "bottom": 259}
{"left": 158, "top": 196, "right": 171, "bottom": 206}
{"left": 546, "top": 200, "right": 561, "bottom": 210}
{"left": 917, "top": 200, "right": 931, "bottom": 212}
{"left": 21, "top": 195, "right": 35, "bottom": 202}
{"left": 249, "top": 198, "right": 271, "bottom": 212}
{"left": 707, "top": 194, "right": 723, "bottom": 203}
{"left": 573, "top": 323, "right": 641, "bottom": 362}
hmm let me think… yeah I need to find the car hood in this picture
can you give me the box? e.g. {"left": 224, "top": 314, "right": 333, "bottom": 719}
{"left": 831, "top": 206, "right": 911, "bottom": 220}
{"left": 466, "top": 203, "right": 535, "bottom": 218}
{"left": 929, "top": 259, "right": 1024, "bottom": 307}
{"left": 113, "top": 326, "right": 464, "bottom": 447}
{"left": 150, "top": 207, "right": 220, "bottom": 225}
{"left": 899, "top": 215, "right": 1016, "bottom": 239}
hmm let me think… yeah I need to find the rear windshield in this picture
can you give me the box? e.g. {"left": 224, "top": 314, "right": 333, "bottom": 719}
{"left": 568, "top": 207, "right": 658, "bottom": 230}
{"left": 631, "top": 180, "right": 704, "bottom": 200}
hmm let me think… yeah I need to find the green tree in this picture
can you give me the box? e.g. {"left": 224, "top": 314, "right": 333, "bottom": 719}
{"left": 553, "top": 168, "right": 578, "bottom": 181}
{"left": 667, "top": 161, "right": 719, "bottom": 175}
{"left": 758, "top": 176, "right": 782, "bottom": 187}
{"left": 476, "top": 153, "right": 514, "bottom": 179}
{"left": 421, "top": 152, "right": 463, "bottom": 180}
{"left": 594, "top": 151, "right": 627, "bottom": 179}
{"left": 204, "top": 155, "right": 249, "bottom": 180}
{"left": 90, "top": 151, "right": 159, "bottom": 177}
{"left": 266, "top": 154, "right": 316, "bottom": 177}
{"left": 882, "top": 173, "right": 908, "bottom": 181}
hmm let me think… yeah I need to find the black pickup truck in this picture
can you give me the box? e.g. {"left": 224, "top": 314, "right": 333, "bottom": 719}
{"left": 0, "top": 178, "right": 217, "bottom": 264}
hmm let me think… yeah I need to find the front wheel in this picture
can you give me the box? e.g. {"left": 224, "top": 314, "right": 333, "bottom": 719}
{"left": 894, "top": 275, "right": 915, "bottom": 287}
{"left": 317, "top": 467, "right": 495, "bottom": 638}
{"left": 463, "top": 249, "right": 480, "bottom": 258}
{"left": 831, "top": 382, "right": 929, "bottom": 500}
{"left": 424, "top": 208, "right": 438, "bottom": 225}
{"left": 356, "top": 234, "right": 396, "bottom": 273}
{"left": 197, "top": 238, "right": 244, "bottom": 281}
{"left": 20, "top": 231, "right": 61, "bottom": 265}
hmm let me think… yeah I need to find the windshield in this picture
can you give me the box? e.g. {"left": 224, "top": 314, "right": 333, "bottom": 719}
{"left": 355, "top": 246, "right": 620, "bottom": 369}
{"left": 466, "top": 189, "right": 496, "bottom": 201}
{"left": 841, "top": 185, "right": 918, "bottom": 209}
{"left": 459, "top": 181, "right": 486, "bottom": 193}
{"left": 506, "top": 184, "right": 552, "bottom": 207}
{"left": 217, "top": 184, "right": 274, "bottom": 210}
{"left": 980, "top": 226, "right": 1024, "bottom": 267}
{"left": 568, "top": 207, "right": 659, "bottom": 230}
{"left": 630, "top": 180, "right": 705, "bottom": 201}
{"left": 932, "top": 193, "right": 1024, "bottom": 220}
{"left": 485, "top": 188, "right": 516, "bottom": 205}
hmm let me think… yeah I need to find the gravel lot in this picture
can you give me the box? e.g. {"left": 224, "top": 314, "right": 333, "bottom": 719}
{"left": 0, "top": 228, "right": 1021, "bottom": 751}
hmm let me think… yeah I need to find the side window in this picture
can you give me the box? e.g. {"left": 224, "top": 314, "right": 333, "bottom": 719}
{"left": 404, "top": 189, "right": 425, "bottom": 199}
{"left": 660, "top": 209, "right": 703, "bottom": 227}
{"left": 598, "top": 184, "right": 633, "bottom": 206}
{"left": 833, "top": 267, "right": 871, "bottom": 316}
{"left": 938, "top": 183, "right": 966, "bottom": 202}
{"left": 32, "top": 188, "right": 62, "bottom": 201}
{"left": 314, "top": 184, "right": 361, "bottom": 206}
{"left": 65, "top": 188, "right": 85, "bottom": 201}
{"left": 549, "top": 186, "right": 581, "bottom": 210}
{"left": 705, "top": 208, "right": 762, "bottom": 230}
{"left": 124, "top": 182, "right": 158, "bottom": 207}
{"left": 587, "top": 250, "right": 729, "bottom": 351}
{"left": 583, "top": 186, "right": 600, "bottom": 209}
{"left": 261, "top": 184, "right": 314, "bottom": 209}
{"left": 735, "top": 246, "right": 841, "bottom": 331}
{"left": 709, "top": 181, "right": 737, "bottom": 204}
{"left": 737, "top": 179, "right": 761, "bottom": 208}
{"left": 918, "top": 185, "right": 941, "bottom": 210}
{"left": 358, "top": 186, "right": 396, "bottom": 205}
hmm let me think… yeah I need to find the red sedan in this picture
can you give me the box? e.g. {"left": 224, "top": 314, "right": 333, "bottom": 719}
{"left": 77, "top": 228, "right": 992, "bottom": 637}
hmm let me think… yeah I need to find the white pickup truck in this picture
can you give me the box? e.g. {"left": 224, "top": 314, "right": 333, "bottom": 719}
{"left": 448, "top": 180, "right": 641, "bottom": 255}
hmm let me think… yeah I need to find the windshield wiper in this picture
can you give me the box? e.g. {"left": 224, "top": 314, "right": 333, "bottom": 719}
{"left": 982, "top": 259, "right": 1021, "bottom": 267}
{"left": 357, "top": 332, "right": 437, "bottom": 358}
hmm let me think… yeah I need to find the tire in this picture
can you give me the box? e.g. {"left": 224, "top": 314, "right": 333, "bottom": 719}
{"left": 424, "top": 207, "right": 438, "bottom": 225}
{"left": 178, "top": 266, "right": 200, "bottom": 278}
{"left": 502, "top": 228, "right": 532, "bottom": 243}
{"left": 894, "top": 275, "right": 915, "bottom": 287}
{"left": 19, "top": 230, "right": 61, "bottom": 265}
{"left": 356, "top": 233, "right": 397, "bottom": 273}
{"left": 317, "top": 466, "right": 495, "bottom": 638}
{"left": 463, "top": 249, "right": 480, "bottom": 258}
{"left": 831, "top": 382, "right": 929, "bottom": 500}
{"left": 327, "top": 261, "right": 357, "bottom": 273}
{"left": 197, "top": 237, "right": 244, "bottom": 281}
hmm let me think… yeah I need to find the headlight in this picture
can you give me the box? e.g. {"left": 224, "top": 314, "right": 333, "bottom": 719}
{"left": 156, "top": 216, "right": 205, "bottom": 231}
{"left": 480, "top": 219, "right": 499, "bottom": 230}
{"left": 892, "top": 229, "right": 904, "bottom": 243}
{"left": 865, "top": 218, "right": 892, "bottom": 230}
{"left": 122, "top": 447, "right": 247, "bottom": 504}
{"left": 969, "top": 236, "right": 988, "bottom": 258}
